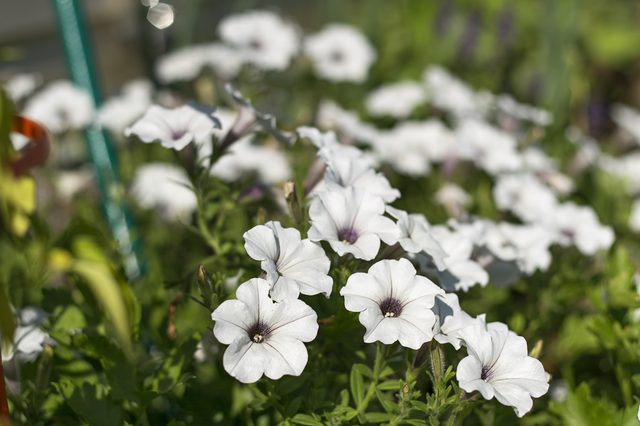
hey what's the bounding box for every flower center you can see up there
[337,227,359,244]
[379,297,403,318]
[172,129,188,140]
[480,365,494,381]
[247,321,270,344]
[249,38,263,50]
[330,50,344,62]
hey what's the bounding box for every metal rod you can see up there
[52,0,143,279]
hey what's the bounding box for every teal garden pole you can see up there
[52,0,143,279]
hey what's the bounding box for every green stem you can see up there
[356,344,385,415]
[196,198,222,254]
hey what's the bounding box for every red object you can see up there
[8,115,50,176]
[0,350,9,422]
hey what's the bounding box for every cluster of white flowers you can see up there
[204,123,553,416]
[154,10,377,83]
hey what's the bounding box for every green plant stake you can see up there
[52,0,143,279]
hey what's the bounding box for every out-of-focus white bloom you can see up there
[493,173,557,223]
[2,308,48,363]
[308,187,399,260]
[598,152,640,195]
[542,202,614,256]
[435,184,471,217]
[484,223,554,275]
[341,259,443,349]
[243,221,332,301]
[373,120,456,176]
[427,225,489,292]
[365,81,426,118]
[493,94,553,127]
[97,80,153,134]
[211,278,318,383]
[318,146,399,202]
[23,80,93,134]
[423,66,480,118]
[629,199,640,232]
[155,45,205,83]
[130,163,196,221]
[125,104,219,151]
[386,206,448,270]
[317,100,380,144]
[521,147,556,173]
[195,108,291,184]
[549,380,568,402]
[611,104,640,143]
[211,138,291,184]
[304,24,376,83]
[297,126,341,150]
[3,73,41,102]
[218,10,299,71]
[456,119,522,175]
[456,321,549,417]
[156,44,243,83]
[55,168,93,201]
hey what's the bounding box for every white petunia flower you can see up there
[218,10,299,71]
[386,206,448,270]
[3,73,41,102]
[483,223,554,275]
[423,66,480,118]
[435,184,471,218]
[372,120,456,176]
[23,80,93,134]
[493,94,553,127]
[308,187,399,260]
[125,104,219,151]
[319,147,399,203]
[598,152,640,195]
[211,278,318,383]
[156,43,243,83]
[193,108,291,184]
[365,81,426,118]
[493,173,557,223]
[317,100,381,144]
[340,258,444,349]
[243,221,332,301]
[130,163,197,222]
[456,321,549,417]
[611,104,640,143]
[426,225,489,292]
[541,202,614,256]
[211,138,291,184]
[97,80,153,134]
[629,199,640,232]
[2,308,49,363]
[456,119,522,175]
[304,24,376,83]
[432,293,477,349]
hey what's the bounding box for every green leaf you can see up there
[550,383,617,426]
[72,260,133,358]
[350,364,366,405]
[377,379,404,391]
[290,414,323,426]
[0,284,15,351]
[364,412,395,423]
